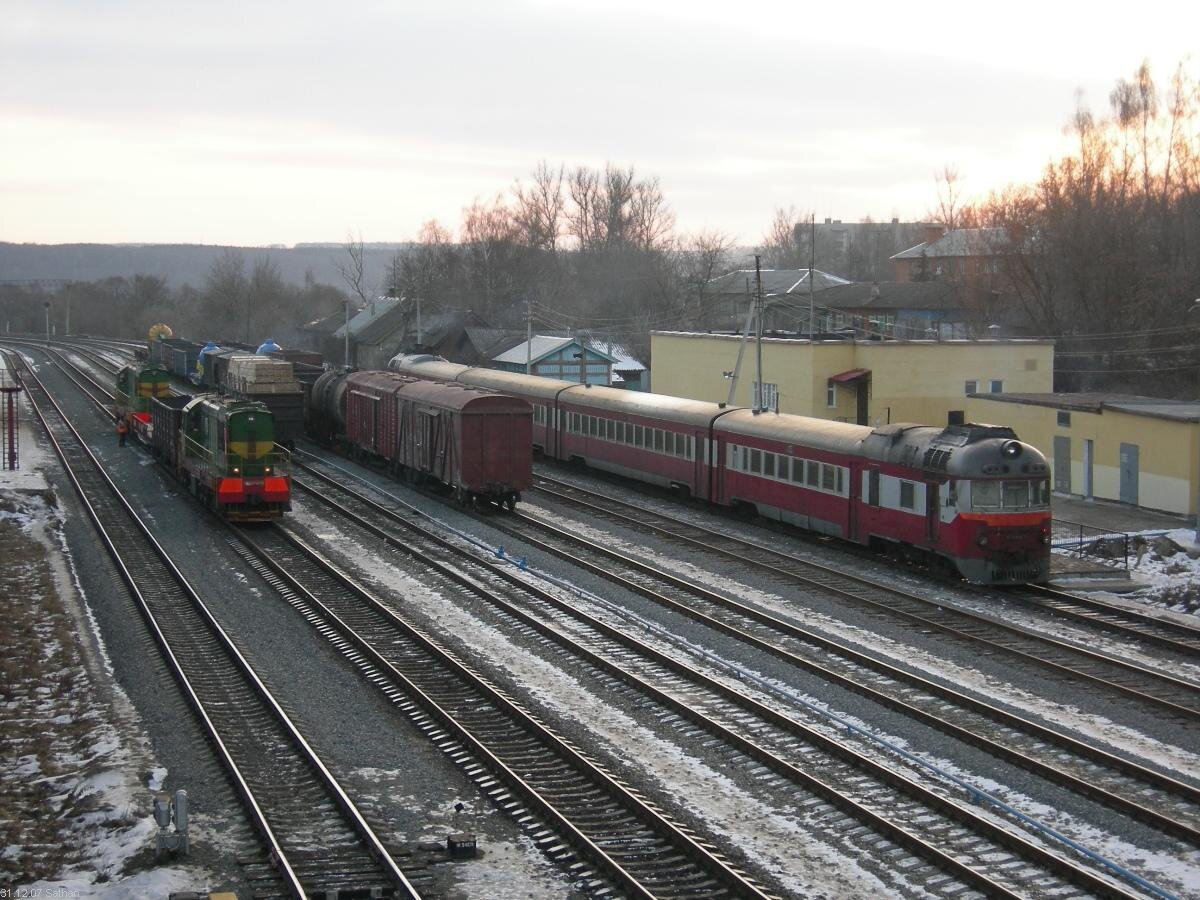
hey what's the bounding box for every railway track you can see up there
[1,345,423,898]
[20,341,776,897]
[287,453,1177,899]
[445,477,1200,846]
[227,512,776,899]
[1005,583,1200,657]
[526,473,1200,724]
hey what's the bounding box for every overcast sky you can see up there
[1,0,1195,246]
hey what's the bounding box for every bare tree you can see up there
[759,205,802,268]
[512,160,564,252]
[675,229,736,327]
[567,166,603,250]
[336,231,371,308]
[630,176,675,251]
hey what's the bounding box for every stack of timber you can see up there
[226,355,303,395]
[221,354,304,446]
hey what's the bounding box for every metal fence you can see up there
[1051,518,1131,569]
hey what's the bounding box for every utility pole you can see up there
[525,298,533,375]
[44,302,50,343]
[343,296,351,369]
[754,254,764,413]
[808,214,816,338]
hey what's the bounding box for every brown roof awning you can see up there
[829,367,871,383]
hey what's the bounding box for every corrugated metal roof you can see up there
[495,335,618,365]
[333,297,404,340]
[890,228,1008,260]
[705,268,851,296]
[494,335,574,364]
[817,281,964,311]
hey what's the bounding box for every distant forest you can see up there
[0,242,405,292]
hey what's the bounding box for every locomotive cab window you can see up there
[968,479,1050,510]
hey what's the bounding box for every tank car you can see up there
[309,369,533,508]
[151,392,291,522]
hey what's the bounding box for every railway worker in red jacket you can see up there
[116,418,129,447]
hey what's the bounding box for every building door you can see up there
[1053,436,1071,494]
[1083,440,1094,499]
[1120,443,1139,505]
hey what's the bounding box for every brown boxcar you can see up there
[341,371,532,508]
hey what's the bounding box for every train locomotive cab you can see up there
[932,426,1051,584]
[179,395,291,521]
[114,362,171,442]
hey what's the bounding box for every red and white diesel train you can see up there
[388,354,1051,584]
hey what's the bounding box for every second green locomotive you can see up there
[150,392,292,522]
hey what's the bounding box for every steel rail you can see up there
[529,475,1200,721]
[5,348,421,899]
[231,519,775,900]
[288,461,1168,899]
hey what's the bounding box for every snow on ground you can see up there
[1088,529,1200,615]
[519,504,1200,780]
[291,502,930,898]
[0,391,217,895]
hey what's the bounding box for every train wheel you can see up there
[503,497,516,513]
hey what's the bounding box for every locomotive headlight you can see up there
[232,466,239,473]
[1001,440,1023,459]
[977,534,989,547]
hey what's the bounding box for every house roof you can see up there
[891,227,1009,260]
[817,281,965,311]
[494,335,619,366]
[333,297,404,342]
[705,268,851,296]
[973,392,1200,423]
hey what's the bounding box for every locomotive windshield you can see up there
[968,479,1050,511]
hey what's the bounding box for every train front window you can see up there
[968,479,1049,511]
[1002,480,1029,509]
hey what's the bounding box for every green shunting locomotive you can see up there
[114,362,171,441]
[164,394,292,521]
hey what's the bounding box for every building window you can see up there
[964,380,978,395]
[1057,411,1071,427]
[826,381,836,407]
[990,380,1003,393]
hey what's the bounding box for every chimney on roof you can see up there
[923,224,944,245]
[870,283,880,299]
[891,217,899,224]
[824,217,832,225]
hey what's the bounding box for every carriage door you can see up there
[417,410,436,471]
[925,482,939,543]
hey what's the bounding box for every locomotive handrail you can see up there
[180,433,289,476]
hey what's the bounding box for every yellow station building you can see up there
[649,331,1198,519]
[649,331,1054,427]
[964,393,1200,518]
